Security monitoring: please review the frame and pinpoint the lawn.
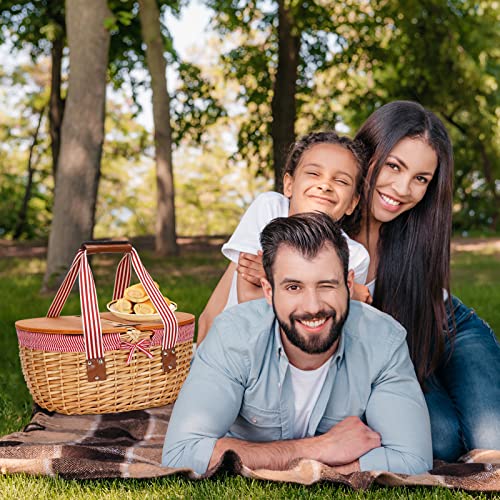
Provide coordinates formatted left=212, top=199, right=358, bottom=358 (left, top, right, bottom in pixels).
left=0, top=239, right=498, bottom=499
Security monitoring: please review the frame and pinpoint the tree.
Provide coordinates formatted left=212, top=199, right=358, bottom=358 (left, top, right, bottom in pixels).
left=0, top=61, right=53, bottom=240
left=320, top=0, right=500, bottom=231
left=0, top=1, right=66, bottom=179
left=13, top=106, right=46, bottom=239
left=206, top=0, right=338, bottom=191
left=138, top=0, right=178, bottom=256
left=43, top=0, right=112, bottom=290
left=270, top=0, right=299, bottom=192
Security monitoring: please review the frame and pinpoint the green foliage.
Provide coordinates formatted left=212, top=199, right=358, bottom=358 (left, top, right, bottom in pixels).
left=204, top=0, right=499, bottom=231
left=94, top=98, right=157, bottom=238
left=106, top=0, right=226, bottom=138
left=0, top=63, right=53, bottom=239
left=1, top=0, right=498, bottom=237
left=312, top=0, right=500, bottom=231
left=172, top=61, right=227, bottom=145
left=205, top=0, right=343, bottom=178
left=0, top=0, right=65, bottom=56
left=94, top=111, right=271, bottom=238
left=174, top=133, right=270, bottom=235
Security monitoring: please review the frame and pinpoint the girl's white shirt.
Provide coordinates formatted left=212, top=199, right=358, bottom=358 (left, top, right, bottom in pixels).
left=222, top=192, right=370, bottom=309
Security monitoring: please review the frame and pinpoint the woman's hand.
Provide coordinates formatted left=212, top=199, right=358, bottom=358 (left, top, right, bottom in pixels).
left=352, top=283, right=373, bottom=304
left=237, top=251, right=266, bottom=286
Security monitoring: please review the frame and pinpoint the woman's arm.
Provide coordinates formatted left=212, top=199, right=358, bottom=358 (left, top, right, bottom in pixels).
left=197, top=262, right=236, bottom=344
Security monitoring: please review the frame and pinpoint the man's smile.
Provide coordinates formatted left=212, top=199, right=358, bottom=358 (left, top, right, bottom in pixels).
left=296, top=316, right=332, bottom=333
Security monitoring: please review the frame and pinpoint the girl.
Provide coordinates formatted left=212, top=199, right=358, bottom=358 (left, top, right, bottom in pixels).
left=198, top=131, right=370, bottom=343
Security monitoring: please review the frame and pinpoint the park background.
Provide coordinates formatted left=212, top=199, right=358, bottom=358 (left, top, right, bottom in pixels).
left=0, top=0, right=499, bottom=498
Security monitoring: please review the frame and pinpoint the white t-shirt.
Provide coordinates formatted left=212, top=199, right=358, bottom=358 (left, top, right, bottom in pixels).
left=222, top=191, right=370, bottom=309
left=289, top=359, right=332, bottom=439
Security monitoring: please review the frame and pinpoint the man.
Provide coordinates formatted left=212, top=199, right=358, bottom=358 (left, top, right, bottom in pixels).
left=163, top=212, right=432, bottom=475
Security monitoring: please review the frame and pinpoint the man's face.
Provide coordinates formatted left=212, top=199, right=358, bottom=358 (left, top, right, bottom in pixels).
left=261, top=243, right=353, bottom=357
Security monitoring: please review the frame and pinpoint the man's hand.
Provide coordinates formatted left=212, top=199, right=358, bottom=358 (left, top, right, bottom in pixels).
left=351, top=283, right=373, bottom=304
left=237, top=251, right=265, bottom=287
left=208, top=416, right=380, bottom=472
left=314, top=416, right=381, bottom=466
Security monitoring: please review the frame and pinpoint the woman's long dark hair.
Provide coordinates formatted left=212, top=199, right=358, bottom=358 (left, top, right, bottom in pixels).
left=348, top=101, right=454, bottom=386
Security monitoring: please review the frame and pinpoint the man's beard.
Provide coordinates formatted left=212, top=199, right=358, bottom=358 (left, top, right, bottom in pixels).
left=274, top=299, right=349, bottom=355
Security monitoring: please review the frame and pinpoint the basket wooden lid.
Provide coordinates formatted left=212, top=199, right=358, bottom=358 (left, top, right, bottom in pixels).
left=16, top=311, right=194, bottom=335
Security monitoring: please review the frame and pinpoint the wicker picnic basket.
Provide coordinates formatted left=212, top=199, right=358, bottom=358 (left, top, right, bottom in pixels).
left=15, top=241, right=195, bottom=415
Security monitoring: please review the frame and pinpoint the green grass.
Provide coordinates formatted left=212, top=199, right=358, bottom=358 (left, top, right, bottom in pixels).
left=0, top=242, right=498, bottom=498
left=0, top=474, right=494, bottom=499
left=450, top=246, right=500, bottom=333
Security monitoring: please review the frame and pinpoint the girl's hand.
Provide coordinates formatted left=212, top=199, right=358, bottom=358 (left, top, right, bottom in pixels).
left=237, top=251, right=265, bottom=287
left=352, top=283, right=373, bottom=304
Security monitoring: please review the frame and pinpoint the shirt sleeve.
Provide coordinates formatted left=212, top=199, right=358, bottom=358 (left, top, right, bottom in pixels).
left=358, top=332, right=433, bottom=474
left=162, top=319, right=248, bottom=475
left=221, top=192, right=289, bottom=263
left=344, top=235, right=370, bottom=285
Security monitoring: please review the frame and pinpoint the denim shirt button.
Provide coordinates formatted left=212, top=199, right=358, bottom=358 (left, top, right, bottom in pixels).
left=251, top=417, right=257, bottom=423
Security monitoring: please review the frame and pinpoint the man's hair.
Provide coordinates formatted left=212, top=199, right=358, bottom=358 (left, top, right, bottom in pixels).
left=260, top=212, right=349, bottom=286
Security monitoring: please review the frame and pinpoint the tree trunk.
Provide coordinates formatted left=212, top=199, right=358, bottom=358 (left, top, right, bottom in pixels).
left=271, top=0, right=300, bottom=193
left=14, top=106, right=45, bottom=239
left=49, top=33, right=65, bottom=180
left=42, top=0, right=111, bottom=291
left=138, top=0, right=178, bottom=256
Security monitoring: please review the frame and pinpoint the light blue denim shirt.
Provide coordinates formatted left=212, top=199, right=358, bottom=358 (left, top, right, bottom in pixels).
left=163, top=299, right=432, bottom=475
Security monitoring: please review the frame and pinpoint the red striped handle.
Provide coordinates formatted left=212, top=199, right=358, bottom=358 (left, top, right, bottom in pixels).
left=45, top=245, right=179, bottom=381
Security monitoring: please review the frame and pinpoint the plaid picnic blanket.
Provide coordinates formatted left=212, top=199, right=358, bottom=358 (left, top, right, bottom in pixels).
left=0, top=404, right=499, bottom=491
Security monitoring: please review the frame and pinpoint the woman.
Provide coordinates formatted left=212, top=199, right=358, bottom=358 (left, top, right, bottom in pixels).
left=344, top=100, right=500, bottom=462
left=237, top=101, right=500, bottom=462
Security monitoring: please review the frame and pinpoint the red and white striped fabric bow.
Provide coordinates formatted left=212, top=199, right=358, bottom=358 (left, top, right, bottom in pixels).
left=120, top=338, right=153, bottom=365
left=46, top=246, right=178, bottom=381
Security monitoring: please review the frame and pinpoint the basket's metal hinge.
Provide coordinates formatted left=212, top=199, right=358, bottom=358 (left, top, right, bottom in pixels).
left=162, top=348, right=177, bottom=372
left=87, top=357, right=107, bottom=382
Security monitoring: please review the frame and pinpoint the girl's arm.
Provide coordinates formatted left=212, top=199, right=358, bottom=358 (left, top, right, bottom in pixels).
left=197, top=262, right=236, bottom=344
left=236, top=251, right=266, bottom=303
left=237, top=251, right=265, bottom=286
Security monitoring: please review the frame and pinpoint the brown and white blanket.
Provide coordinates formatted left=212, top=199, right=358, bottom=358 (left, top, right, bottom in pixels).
left=0, top=404, right=499, bottom=491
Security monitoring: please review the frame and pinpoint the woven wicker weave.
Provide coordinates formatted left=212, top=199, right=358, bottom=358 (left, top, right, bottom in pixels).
left=16, top=311, right=195, bottom=415
left=18, top=335, right=193, bottom=415
left=16, top=242, right=194, bottom=415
